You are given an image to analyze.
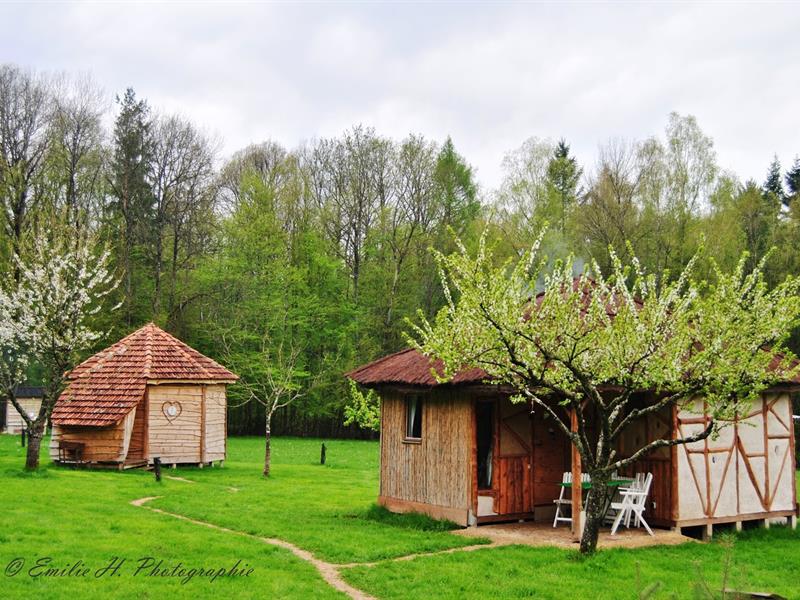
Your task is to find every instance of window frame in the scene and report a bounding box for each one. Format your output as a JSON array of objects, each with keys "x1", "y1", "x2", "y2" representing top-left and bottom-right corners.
[{"x1": 403, "y1": 394, "x2": 423, "y2": 443}]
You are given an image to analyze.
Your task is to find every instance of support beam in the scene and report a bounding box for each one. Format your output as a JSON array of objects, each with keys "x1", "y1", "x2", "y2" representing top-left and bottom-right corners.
[
  {"x1": 735, "y1": 521, "x2": 742, "y2": 533},
  {"x1": 791, "y1": 515, "x2": 797, "y2": 530},
  {"x1": 702, "y1": 523, "x2": 713, "y2": 541},
  {"x1": 570, "y1": 408, "x2": 583, "y2": 542}
]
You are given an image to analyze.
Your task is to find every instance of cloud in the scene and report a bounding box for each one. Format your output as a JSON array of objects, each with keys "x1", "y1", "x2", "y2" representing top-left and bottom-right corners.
[{"x1": 1, "y1": 2, "x2": 798, "y2": 189}]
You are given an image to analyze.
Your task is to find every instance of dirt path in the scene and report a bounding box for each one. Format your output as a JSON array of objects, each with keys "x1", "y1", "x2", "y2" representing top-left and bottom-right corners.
[{"x1": 131, "y1": 496, "x2": 374, "y2": 600}]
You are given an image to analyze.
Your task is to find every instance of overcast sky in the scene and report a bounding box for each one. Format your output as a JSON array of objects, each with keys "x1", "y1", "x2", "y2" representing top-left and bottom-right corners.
[{"x1": 2, "y1": 2, "x2": 799, "y2": 190}]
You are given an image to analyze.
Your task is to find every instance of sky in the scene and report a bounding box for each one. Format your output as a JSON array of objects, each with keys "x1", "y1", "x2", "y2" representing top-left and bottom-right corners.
[{"x1": 2, "y1": 1, "x2": 799, "y2": 191}]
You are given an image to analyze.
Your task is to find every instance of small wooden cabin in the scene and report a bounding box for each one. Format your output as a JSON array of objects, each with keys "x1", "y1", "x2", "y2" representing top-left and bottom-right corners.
[
  {"x1": 348, "y1": 349, "x2": 798, "y2": 534},
  {"x1": 50, "y1": 323, "x2": 237, "y2": 468},
  {"x1": 3, "y1": 386, "x2": 44, "y2": 433}
]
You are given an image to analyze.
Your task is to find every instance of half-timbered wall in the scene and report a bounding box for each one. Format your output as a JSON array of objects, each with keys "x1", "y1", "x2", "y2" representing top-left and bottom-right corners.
[
  {"x1": 676, "y1": 393, "x2": 796, "y2": 525},
  {"x1": 379, "y1": 389, "x2": 472, "y2": 524}
]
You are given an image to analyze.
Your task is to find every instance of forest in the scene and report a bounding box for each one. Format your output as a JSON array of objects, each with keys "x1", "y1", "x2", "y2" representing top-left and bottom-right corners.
[{"x1": 2, "y1": 62, "x2": 800, "y2": 437}]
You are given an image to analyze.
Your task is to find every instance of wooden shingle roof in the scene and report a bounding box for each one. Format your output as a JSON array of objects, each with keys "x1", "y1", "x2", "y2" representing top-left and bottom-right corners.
[{"x1": 52, "y1": 323, "x2": 237, "y2": 427}]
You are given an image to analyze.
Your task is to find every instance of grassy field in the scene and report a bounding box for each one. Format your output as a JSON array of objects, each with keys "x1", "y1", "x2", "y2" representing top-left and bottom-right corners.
[{"x1": 0, "y1": 435, "x2": 798, "y2": 599}]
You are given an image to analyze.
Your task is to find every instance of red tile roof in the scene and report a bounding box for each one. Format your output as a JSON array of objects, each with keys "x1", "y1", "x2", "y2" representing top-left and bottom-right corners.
[
  {"x1": 346, "y1": 347, "x2": 488, "y2": 387},
  {"x1": 52, "y1": 323, "x2": 237, "y2": 427}
]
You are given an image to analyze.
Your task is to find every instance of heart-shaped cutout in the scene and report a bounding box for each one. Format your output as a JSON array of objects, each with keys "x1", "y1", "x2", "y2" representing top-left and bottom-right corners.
[{"x1": 162, "y1": 401, "x2": 182, "y2": 423}]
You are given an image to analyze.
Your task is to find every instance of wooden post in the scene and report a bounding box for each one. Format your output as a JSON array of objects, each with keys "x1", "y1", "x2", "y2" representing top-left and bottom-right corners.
[
  {"x1": 320, "y1": 442, "x2": 326, "y2": 465},
  {"x1": 571, "y1": 408, "x2": 583, "y2": 542},
  {"x1": 791, "y1": 515, "x2": 797, "y2": 530},
  {"x1": 199, "y1": 385, "x2": 207, "y2": 464}
]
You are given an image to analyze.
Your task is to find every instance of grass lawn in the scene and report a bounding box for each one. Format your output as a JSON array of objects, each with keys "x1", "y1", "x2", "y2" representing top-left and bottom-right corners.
[{"x1": 0, "y1": 434, "x2": 798, "y2": 599}]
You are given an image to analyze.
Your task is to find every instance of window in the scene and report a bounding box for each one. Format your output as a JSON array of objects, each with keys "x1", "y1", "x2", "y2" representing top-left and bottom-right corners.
[{"x1": 405, "y1": 395, "x2": 423, "y2": 440}]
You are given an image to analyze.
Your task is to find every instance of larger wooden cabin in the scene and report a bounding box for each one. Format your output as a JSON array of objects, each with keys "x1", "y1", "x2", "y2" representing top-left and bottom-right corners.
[
  {"x1": 347, "y1": 348, "x2": 798, "y2": 533},
  {"x1": 50, "y1": 323, "x2": 237, "y2": 468}
]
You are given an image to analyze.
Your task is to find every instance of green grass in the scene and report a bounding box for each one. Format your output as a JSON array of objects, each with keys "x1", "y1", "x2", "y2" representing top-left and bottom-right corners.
[
  {"x1": 342, "y1": 527, "x2": 800, "y2": 599},
  {"x1": 147, "y1": 437, "x2": 480, "y2": 563},
  {"x1": 0, "y1": 434, "x2": 798, "y2": 599}
]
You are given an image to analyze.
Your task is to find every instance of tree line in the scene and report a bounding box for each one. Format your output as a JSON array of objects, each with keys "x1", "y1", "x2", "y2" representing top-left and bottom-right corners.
[{"x1": 1, "y1": 63, "x2": 798, "y2": 438}]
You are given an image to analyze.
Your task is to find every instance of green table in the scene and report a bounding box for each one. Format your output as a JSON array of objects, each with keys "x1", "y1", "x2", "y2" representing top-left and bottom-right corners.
[{"x1": 559, "y1": 479, "x2": 632, "y2": 490}]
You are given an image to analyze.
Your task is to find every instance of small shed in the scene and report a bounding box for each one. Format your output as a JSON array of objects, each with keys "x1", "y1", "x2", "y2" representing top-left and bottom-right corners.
[
  {"x1": 347, "y1": 348, "x2": 798, "y2": 534},
  {"x1": 3, "y1": 386, "x2": 45, "y2": 433},
  {"x1": 50, "y1": 323, "x2": 237, "y2": 468}
]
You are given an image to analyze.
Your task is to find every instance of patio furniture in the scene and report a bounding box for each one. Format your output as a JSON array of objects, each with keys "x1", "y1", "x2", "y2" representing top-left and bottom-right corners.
[
  {"x1": 553, "y1": 472, "x2": 592, "y2": 527},
  {"x1": 610, "y1": 472, "x2": 654, "y2": 536}
]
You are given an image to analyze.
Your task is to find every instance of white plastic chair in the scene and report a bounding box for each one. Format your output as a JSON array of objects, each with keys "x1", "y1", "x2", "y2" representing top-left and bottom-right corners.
[
  {"x1": 553, "y1": 472, "x2": 591, "y2": 527},
  {"x1": 610, "y1": 472, "x2": 654, "y2": 536},
  {"x1": 553, "y1": 472, "x2": 573, "y2": 527}
]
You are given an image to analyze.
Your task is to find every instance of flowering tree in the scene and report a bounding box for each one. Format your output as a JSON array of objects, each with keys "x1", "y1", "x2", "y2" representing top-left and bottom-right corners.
[
  {"x1": 410, "y1": 232, "x2": 800, "y2": 554},
  {"x1": 0, "y1": 230, "x2": 118, "y2": 469}
]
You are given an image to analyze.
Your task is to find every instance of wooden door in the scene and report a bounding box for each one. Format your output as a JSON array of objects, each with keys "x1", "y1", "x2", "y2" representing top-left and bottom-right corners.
[{"x1": 495, "y1": 398, "x2": 533, "y2": 514}]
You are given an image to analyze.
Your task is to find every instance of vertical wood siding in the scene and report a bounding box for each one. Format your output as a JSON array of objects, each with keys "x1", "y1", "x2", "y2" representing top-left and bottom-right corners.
[
  {"x1": 204, "y1": 385, "x2": 227, "y2": 461},
  {"x1": 380, "y1": 389, "x2": 471, "y2": 511}
]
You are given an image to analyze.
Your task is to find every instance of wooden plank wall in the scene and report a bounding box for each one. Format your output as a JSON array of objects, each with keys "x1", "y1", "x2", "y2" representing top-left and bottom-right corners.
[
  {"x1": 4, "y1": 397, "x2": 42, "y2": 433},
  {"x1": 126, "y1": 402, "x2": 147, "y2": 461},
  {"x1": 379, "y1": 388, "x2": 472, "y2": 512},
  {"x1": 531, "y1": 408, "x2": 571, "y2": 507},
  {"x1": 204, "y1": 385, "x2": 227, "y2": 462},
  {"x1": 617, "y1": 404, "x2": 673, "y2": 525},
  {"x1": 495, "y1": 398, "x2": 532, "y2": 514},
  {"x1": 48, "y1": 413, "x2": 132, "y2": 463},
  {"x1": 146, "y1": 384, "x2": 202, "y2": 464}
]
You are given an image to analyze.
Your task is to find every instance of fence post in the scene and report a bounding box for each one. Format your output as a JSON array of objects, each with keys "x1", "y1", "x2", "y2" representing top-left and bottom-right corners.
[
  {"x1": 154, "y1": 457, "x2": 162, "y2": 482},
  {"x1": 320, "y1": 442, "x2": 326, "y2": 465}
]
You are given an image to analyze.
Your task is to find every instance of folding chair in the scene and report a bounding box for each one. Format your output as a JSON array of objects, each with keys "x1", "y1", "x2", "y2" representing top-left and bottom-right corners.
[
  {"x1": 610, "y1": 472, "x2": 654, "y2": 536},
  {"x1": 553, "y1": 472, "x2": 573, "y2": 527}
]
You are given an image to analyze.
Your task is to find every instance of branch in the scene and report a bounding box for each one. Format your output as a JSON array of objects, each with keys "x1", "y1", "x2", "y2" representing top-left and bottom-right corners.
[{"x1": 606, "y1": 421, "x2": 714, "y2": 473}]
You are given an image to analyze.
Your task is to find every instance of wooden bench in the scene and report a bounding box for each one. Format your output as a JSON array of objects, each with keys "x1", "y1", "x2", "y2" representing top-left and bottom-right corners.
[{"x1": 58, "y1": 441, "x2": 86, "y2": 464}]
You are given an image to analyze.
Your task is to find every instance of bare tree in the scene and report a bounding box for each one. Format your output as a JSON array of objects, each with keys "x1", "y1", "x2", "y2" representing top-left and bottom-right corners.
[
  {"x1": 148, "y1": 114, "x2": 216, "y2": 316},
  {"x1": 382, "y1": 135, "x2": 437, "y2": 338},
  {"x1": 0, "y1": 64, "x2": 52, "y2": 276},
  {"x1": 48, "y1": 74, "x2": 106, "y2": 229},
  {"x1": 307, "y1": 126, "x2": 393, "y2": 303}
]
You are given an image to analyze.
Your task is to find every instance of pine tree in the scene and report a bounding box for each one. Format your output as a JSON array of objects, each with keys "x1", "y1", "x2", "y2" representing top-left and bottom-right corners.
[
  {"x1": 762, "y1": 155, "x2": 785, "y2": 206},
  {"x1": 107, "y1": 88, "x2": 154, "y2": 326},
  {"x1": 546, "y1": 139, "x2": 582, "y2": 233},
  {"x1": 785, "y1": 157, "x2": 800, "y2": 206}
]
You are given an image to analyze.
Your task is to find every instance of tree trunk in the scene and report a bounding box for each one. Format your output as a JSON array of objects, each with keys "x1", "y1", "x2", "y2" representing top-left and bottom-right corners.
[
  {"x1": 25, "y1": 418, "x2": 46, "y2": 470},
  {"x1": 263, "y1": 412, "x2": 272, "y2": 477},
  {"x1": 579, "y1": 469, "x2": 609, "y2": 554}
]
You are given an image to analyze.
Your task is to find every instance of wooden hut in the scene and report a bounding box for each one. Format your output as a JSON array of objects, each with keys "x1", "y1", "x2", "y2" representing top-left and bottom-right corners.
[
  {"x1": 3, "y1": 386, "x2": 44, "y2": 433},
  {"x1": 50, "y1": 323, "x2": 237, "y2": 468},
  {"x1": 347, "y1": 348, "x2": 798, "y2": 535}
]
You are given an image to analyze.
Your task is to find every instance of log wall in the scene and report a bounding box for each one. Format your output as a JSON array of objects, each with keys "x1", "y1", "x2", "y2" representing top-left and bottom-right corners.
[{"x1": 379, "y1": 388, "x2": 472, "y2": 525}]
